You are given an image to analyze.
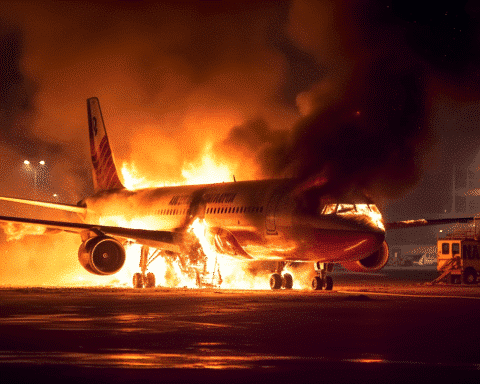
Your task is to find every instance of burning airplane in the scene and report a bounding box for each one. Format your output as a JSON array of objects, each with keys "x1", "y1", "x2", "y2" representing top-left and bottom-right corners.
[
  {"x1": 0, "y1": 98, "x2": 474, "y2": 290},
  {"x1": 0, "y1": 98, "x2": 393, "y2": 290}
]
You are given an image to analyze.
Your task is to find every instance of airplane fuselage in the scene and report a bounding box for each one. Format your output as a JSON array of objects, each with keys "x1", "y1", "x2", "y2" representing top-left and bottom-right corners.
[{"x1": 82, "y1": 178, "x2": 386, "y2": 263}]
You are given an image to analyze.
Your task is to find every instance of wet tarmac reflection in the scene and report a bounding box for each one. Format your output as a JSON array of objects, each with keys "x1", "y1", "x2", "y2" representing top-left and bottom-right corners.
[{"x1": 1, "y1": 270, "x2": 480, "y2": 382}]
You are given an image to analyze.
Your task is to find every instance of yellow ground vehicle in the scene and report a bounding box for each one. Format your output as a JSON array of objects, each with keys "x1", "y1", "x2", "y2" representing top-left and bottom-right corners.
[{"x1": 435, "y1": 236, "x2": 480, "y2": 284}]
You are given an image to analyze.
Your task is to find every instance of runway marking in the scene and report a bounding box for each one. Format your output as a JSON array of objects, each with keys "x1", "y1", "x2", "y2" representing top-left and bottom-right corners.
[{"x1": 337, "y1": 290, "x2": 480, "y2": 300}]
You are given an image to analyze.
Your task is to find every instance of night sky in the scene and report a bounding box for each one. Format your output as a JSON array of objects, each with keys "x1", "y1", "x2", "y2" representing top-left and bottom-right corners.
[{"x1": 1, "y1": 1, "x2": 480, "y2": 248}]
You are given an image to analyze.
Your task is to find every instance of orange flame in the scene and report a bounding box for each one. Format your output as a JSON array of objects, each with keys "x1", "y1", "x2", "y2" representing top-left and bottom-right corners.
[
  {"x1": 1, "y1": 222, "x2": 47, "y2": 241},
  {"x1": 121, "y1": 143, "x2": 236, "y2": 190}
]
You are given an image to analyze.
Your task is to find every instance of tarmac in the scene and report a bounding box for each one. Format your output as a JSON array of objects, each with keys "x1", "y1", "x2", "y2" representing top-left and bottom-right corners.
[{"x1": 1, "y1": 268, "x2": 480, "y2": 383}]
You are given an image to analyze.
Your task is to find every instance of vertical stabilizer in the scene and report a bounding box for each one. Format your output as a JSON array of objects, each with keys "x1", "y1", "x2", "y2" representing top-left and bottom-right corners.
[{"x1": 87, "y1": 97, "x2": 124, "y2": 192}]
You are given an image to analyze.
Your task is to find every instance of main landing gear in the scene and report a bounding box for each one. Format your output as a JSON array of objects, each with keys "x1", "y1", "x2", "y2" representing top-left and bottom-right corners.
[
  {"x1": 133, "y1": 246, "x2": 162, "y2": 288},
  {"x1": 269, "y1": 262, "x2": 334, "y2": 290},
  {"x1": 312, "y1": 262, "x2": 334, "y2": 290},
  {"x1": 269, "y1": 262, "x2": 293, "y2": 290}
]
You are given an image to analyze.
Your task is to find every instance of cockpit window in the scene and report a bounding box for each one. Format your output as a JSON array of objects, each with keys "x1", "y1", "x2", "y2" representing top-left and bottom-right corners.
[
  {"x1": 337, "y1": 204, "x2": 355, "y2": 214},
  {"x1": 322, "y1": 204, "x2": 337, "y2": 215},
  {"x1": 321, "y1": 203, "x2": 381, "y2": 216}
]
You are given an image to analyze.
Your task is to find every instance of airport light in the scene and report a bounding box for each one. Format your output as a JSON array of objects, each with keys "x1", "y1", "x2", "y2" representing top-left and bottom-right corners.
[{"x1": 22, "y1": 160, "x2": 47, "y2": 198}]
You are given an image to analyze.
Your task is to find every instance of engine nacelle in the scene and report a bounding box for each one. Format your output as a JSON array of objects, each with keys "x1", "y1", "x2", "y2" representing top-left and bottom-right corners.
[
  {"x1": 340, "y1": 241, "x2": 389, "y2": 273},
  {"x1": 78, "y1": 236, "x2": 126, "y2": 275}
]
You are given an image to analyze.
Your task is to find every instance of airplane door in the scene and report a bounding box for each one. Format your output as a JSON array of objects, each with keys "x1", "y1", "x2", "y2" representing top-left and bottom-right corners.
[{"x1": 266, "y1": 188, "x2": 282, "y2": 235}]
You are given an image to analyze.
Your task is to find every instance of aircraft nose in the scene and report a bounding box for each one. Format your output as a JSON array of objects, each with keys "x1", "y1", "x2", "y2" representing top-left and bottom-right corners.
[
  {"x1": 296, "y1": 212, "x2": 385, "y2": 234},
  {"x1": 291, "y1": 213, "x2": 386, "y2": 261}
]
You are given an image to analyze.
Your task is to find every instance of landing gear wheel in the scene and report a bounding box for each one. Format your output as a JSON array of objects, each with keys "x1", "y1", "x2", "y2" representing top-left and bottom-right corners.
[
  {"x1": 133, "y1": 272, "x2": 144, "y2": 288},
  {"x1": 282, "y1": 273, "x2": 293, "y2": 289},
  {"x1": 312, "y1": 276, "x2": 323, "y2": 290},
  {"x1": 325, "y1": 276, "x2": 333, "y2": 290},
  {"x1": 463, "y1": 269, "x2": 477, "y2": 285},
  {"x1": 145, "y1": 272, "x2": 156, "y2": 288},
  {"x1": 270, "y1": 273, "x2": 282, "y2": 290}
]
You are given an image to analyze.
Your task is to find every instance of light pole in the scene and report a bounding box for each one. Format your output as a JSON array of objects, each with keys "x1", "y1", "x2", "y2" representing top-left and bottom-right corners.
[{"x1": 23, "y1": 160, "x2": 46, "y2": 198}]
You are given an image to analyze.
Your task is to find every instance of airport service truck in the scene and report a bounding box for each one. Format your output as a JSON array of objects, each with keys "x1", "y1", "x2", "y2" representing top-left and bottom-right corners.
[{"x1": 435, "y1": 235, "x2": 480, "y2": 285}]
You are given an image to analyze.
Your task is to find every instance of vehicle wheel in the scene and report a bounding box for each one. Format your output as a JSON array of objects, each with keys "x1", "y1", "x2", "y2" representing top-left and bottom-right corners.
[
  {"x1": 282, "y1": 273, "x2": 293, "y2": 289},
  {"x1": 325, "y1": 276, "x2": 333, "y2": 290},
  {"x1": 463, "y1": 269, "x2": 477, "y2": 285},
  {"x1": 312, "y1": 276, "x2": 323, "y2": 290},
  {"x1": 145, "y1": 272, "x2": 156, "y2": 288},
  {"x1": 133, "y1": 272, "x2": 144, "y2": 288},
  {"x1": 449, "y1": 274, "x2": 460, "y2": 284},
  {"x1": 270, "y1": 273, "x2": 282, "y2": 290}
]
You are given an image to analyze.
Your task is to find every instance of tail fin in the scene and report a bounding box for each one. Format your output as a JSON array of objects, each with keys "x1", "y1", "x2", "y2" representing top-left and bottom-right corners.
[{"x1": 87, "y1": 97, "x2": 124, "y2": 192}]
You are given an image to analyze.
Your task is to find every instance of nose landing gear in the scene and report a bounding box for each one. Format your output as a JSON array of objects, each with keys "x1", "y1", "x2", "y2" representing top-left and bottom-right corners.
[{"x1": 312, "y1": 262, "x2": 334, "y2": 290}]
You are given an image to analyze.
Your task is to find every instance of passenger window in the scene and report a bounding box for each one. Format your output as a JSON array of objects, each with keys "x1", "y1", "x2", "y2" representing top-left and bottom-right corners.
[
  {"x1": 442, "y1": 243, "x2": 450, "y2": 254},
  {"x1": 452, "y1": 243, "x2": 460, "y2": 255}
]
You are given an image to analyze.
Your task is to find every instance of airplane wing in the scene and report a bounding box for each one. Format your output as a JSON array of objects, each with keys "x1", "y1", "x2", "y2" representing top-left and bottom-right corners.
[
  {"x1": 0, "y1": 214, "x2": 183, "y2": 253},
  {"x1": 385, "y1": 217, "x2": 475, "y2": 230},
  {"x1": 0, "y1": 196, "x2": 87, "y2": 214}
]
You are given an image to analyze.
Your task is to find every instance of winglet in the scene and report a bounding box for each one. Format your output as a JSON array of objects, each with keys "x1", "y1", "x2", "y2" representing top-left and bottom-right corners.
[{"x1": 87, "y1": 97, "x2": 124, "y2": 192}]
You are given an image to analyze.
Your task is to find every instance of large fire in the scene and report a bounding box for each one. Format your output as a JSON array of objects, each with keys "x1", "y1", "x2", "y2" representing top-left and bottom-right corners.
[
  {"x1": 106, "y1": 146, "x2": 302, "y2": 290},
  {"x1": 121, "y1": 143, "x2": 238, "y2": 190}
]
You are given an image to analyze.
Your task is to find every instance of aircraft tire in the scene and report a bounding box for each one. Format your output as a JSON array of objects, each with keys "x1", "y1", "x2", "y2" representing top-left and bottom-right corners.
[
  {"x1": 145, "y1": 272, "x2": 156, "y2": 288},
  {"x1": 270, "y1": 273, "x2": 282, "y2": 290},
  {"x1": 282, "y1": 273, "x2": 293, "y2": 289},
  {"x1": 325, "y1": 276, "x2": 333, "y2": 290},
  {"x1": 463, "y1": 268, "x2": 477, "y2": 285},
  {"x1": 312, "y1": 276, "x2": 323, "y2": 290},
  {"x1": 133, "y1": 273, "x2": 144, "y2": 289}
]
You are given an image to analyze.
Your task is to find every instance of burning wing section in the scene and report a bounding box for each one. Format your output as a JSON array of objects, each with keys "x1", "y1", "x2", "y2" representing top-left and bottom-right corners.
[{"x1": 0, "y1": 214, "x2": 184, "y2": 275}]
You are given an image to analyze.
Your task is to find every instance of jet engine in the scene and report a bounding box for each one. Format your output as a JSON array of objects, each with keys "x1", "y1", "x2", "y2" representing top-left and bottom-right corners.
[
  {"x1": 340, "y1": 241, "x2": 389, "y2": 272},
  {"x1": 78, "y1": 236, "x2": 126, "y2": 275}
]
